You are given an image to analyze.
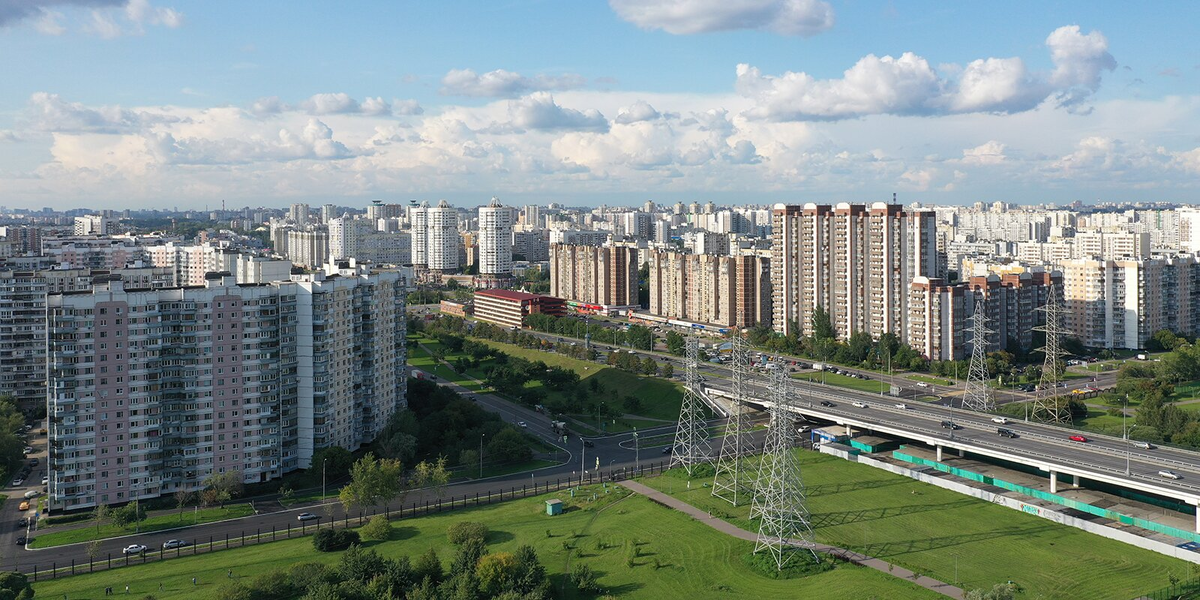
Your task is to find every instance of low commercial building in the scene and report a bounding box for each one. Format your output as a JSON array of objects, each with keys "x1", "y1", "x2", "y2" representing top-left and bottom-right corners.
[
  {"x1": 473, "y1": 289, "x2": 565, "y2": 329},
  {"x1": 440, "y1": 299, "x2": 472, "y2": 317}
]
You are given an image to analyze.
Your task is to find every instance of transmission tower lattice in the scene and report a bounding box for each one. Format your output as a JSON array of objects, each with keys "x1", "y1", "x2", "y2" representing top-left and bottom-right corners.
[
  {"x1": 671, "y1": 336, "x2": 711, "y2": 475},
  {"x1": 961, "y1": 296, "x2": 996, "y2": 413},
  {"x1": 752, "y1": 364, "x2": 818, "y2": 570},
  {"x1": 1032, "y1": 286, "x2": 1070, "y2": 423},
  {"x1": 712, "y1": 335, "x2": 756, "y2": 506}
]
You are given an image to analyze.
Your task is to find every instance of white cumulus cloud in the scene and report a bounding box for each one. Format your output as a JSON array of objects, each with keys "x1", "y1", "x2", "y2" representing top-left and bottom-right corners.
[
  {"x1": 301, "y1": 93, "x2": 361, "y2": 115},
  {"x1": 958, "y1": 141, "x2": 1008, "y2": 165},
  {"x1": 507, "y1": 93, "x2": 608, "y2": 132},
  {"x1": 609, "y1": 0, "x2": 833, "y2": 36},
  {"x1": 737, "y1": 25, "x2": 1116, "y2": 121},
  {"x1": 440, "y1": 69, "x2": 587, "y2": 98}
]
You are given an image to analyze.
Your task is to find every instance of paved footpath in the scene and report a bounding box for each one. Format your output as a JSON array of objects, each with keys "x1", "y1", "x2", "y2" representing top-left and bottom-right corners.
[{"x1": 622, "y1": 480, "x2": 964, "y2": 599}]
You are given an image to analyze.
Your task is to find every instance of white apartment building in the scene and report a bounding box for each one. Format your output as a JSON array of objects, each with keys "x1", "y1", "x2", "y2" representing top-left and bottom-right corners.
[
  {"x1": 46, "y1": 267, "x2": 407, "y2": 511},
  {"x1": 287, "y1": 229, "x2": 330, "y2": 269},
  {"x1": 1061, "y1": 254, "x2": 1200, "y2": 349},
  {"x1": 328, "y1": 215, "x2": 358, "y2": 260},
  {"x1": 73, "y1": 215, "x2": 110, "y2": 236},
  {"x1": 477, "y1": 197, "x2": 515, "y2": 280},
  {"x1": 425, "y1": 200, "x2": 459, "y2": 272}
]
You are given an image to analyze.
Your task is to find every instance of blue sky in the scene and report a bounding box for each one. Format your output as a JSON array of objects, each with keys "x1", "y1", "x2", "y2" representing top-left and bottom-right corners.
[{"x1": 1, "y1": 0, "x2": 1198, "y2": 210}]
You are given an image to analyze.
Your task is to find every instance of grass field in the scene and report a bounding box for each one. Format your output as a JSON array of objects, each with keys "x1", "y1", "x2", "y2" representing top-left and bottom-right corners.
[
  {"x1": 793, "y1": 371, "x2": 891, "y2": 394},
  {"x1": 33, "y1": 485, "x2": 940, "y2": 600},
  {"x1": 31, "y1": 504, "x2": 256, "y2": 548},
  {"x1": 642, "y1": 451, "x2": 1191, "y2": 599},
  {"x1": 906, "y1": 374, "x2": 956, "y2": 386},
  {"x1": 1170, "y1": 381, "x2": 1200, "y2": 403}
]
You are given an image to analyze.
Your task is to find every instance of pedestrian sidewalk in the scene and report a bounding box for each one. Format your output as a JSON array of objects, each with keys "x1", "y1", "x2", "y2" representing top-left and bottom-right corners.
[{"x1": 621, "y1": 480, "x2": 964, "y2": 599}]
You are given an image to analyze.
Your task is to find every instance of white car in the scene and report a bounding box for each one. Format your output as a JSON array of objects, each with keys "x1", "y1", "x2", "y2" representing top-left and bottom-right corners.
[
  {"x1": 852, "y1": 402, "x2": 867, "y2": 408},
  {"x1": 297, "y1": 512, "x2": 319, "y2": 521},
  {"x1": 894, "y1": 403, "x2": 908, "y2": 410},
  {"x1": 991, "y1": 417, "x2": 1009, "y2": 424},
  {"x1": 122, "y1": 544, "x2": 148, "y2": 555},
  {"x1": 1132, "y1": 441, "x2": 1154, "y2": 450},
  {"x1": 40, "y1": 477, "x2": 48, "y2": 485},
  {"x1": 517, "y1": 421, "x2": 528, "y2": 428},
  {"x1": 916, "y1": 382, "x2": 929, "y2": 388},
  {"x1": 11, "y1": 479, "x2": 23, "y2": 487},
  {"x1": 162, "y1": 539, "x2": 189, "y2": 550},
  {"x1": 1159, "y1": 470, "x2": 1182, "y2": 480},
  {"x1": 21, "y1": 447, "x2": 32, "y2": 455}
]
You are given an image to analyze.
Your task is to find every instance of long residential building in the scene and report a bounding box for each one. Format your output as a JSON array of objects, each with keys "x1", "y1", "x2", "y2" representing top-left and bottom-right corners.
[
  {"x1": 771, "y1": 202, "x2": 937, "y2": 340},
  {"x1": 1060, "y1": 254, "x2": 1200, "y2": 350},
  {"x1": 645, "y1": 248, "x2": 771, "y2": 330},
  {"x1": 549, "y1": 243, "x2": 639, "y2": 309},
  {"x1": 46, "y1": 265, "x2": 408, "y2": 511}
]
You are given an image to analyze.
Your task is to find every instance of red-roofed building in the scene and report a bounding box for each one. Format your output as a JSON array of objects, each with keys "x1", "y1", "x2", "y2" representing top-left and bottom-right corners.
[{"x1": 474, "y1": 289, "x2": 566, "y2": 329}]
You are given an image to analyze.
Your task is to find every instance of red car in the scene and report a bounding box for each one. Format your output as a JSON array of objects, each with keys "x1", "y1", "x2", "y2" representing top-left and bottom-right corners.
[{"x1": 1069, "y1": 435, "x2": 1089, "y2": 443}]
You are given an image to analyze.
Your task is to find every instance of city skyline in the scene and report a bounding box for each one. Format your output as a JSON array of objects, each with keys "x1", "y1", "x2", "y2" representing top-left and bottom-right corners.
[{"x1": 1, "y1": 1, "x2": 1198, "y2": 209}]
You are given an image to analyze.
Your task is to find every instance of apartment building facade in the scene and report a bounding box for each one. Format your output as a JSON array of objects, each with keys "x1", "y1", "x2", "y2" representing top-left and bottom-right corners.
[
  {"x1": 549, "y1": 243, "x2": 639, "y2": 309},
  {"x1": 46, "y1": 268, "x2": 407, "y2": 511},
  {"x1": 1061, "y1": 255, "x2": 1200, "y2": 349},
  {"x1": 771, "y1": 202, "x2": 937, "y2": 340},
  {"x1": 645, "y1": 248, "x2": 771, "y2": 330}
]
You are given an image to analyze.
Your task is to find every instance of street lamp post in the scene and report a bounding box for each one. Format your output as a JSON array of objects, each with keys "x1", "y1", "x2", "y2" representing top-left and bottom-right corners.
[
  {"x1": 322, "y1": 459, "x2": 327, "y2": 502},
  {"x1": 633, "y1": 428, "x2": 640, "y2": 476},
  {"x1": 479, "y1": 434, "x2": 485, "y2": 479}
]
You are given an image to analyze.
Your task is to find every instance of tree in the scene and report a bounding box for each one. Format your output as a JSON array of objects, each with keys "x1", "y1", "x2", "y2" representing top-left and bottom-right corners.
[
  {"x1": 414, "y1": 456, "x2": 451, "y2": 501},
  {"x1": 665, "y1": 331, "x2": 685, "y2": 355},
  {"x1": 337, "y1": 545, "x2": 389, "y2": 583},
  {"x1": 174, "y1": 490, "x2": 194, "y2": 520},
  {"x1": 661, "y1": 363, "x2": 674, "y2": 378},
  {"x1": 641, "y1": 356, "x2": 658, "y2": 375},
  {"x1": 811, "y1": 304, "x2": 835, "y2": 342},
  {"x1": 108, "y1": 502, "x2": 146, "y2": 529},
  {"x1": 203, "y1": 470, "x2": 245, "y2": 508},
  {"x1": 91, "y1": 504, "x2": 110, "y2": 535},
  {"x1": 511, "y1": 545, "x2": 549, "y2": 596},
  {"x1": 339, "y1": 453, "x2": 404, "y2": 513},
  {"x1": 447, "y1": 521, "x2": 489, "y2": 545},
  {"x1": 450, "y1": 536, "x2": 488, "y2": 577},
  {"x1": 476, "y1": 552, "x2": 519, "y2": 597},
  {"x1": 86, "y1": 539, "x2": 102, "y2": 567},
  {"x1": 311, "y1": 446, "x2": 354, "y2": 482},
  {"x1": 486, "y1": 428, "x2": 533, "y2": 464},
  {"x1": 414, "y1": 548, "x2": 444, "y2": 585},
  {"x1": 570, "y1": 563, "x2": 599, "y2": 594}
]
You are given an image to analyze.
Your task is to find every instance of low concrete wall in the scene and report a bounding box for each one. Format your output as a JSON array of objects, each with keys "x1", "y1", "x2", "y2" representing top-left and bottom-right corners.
[{"x1": 817, "y1": 444, "x2": 1200, "y2": 565}]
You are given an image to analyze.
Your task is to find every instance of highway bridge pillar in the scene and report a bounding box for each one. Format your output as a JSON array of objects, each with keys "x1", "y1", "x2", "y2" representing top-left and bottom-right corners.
[
  {"x1": 1072, "y1": 474, "x2": 1079, "y2": 487},
  {"x1": 936, "y1": 445, "x2": 943, "y2": 462},
  {"x1": 1049, "y1": 470, "x2": 1058, "y2": 494}
]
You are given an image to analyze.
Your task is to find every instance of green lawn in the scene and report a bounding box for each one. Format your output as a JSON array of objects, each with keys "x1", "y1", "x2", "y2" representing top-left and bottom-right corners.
[
  {"x1": 1073, "y1": 409, "x2": 1127, "y2": 437},
  {"x1": 906, "y1": 374, "x2": 956, "y2": 386},
  {"x1": 642, "y1": 451, "x2": 1191, "y2": 599},
  {"x1": 793, "y1": 371, "x2": 890, "y2": 394},
  {"x1": 474, "y1": 339, "x2": 686, "y2": 423},
  {"x1": 33, "y1": 485, "x2": 939, "y2": 600},
  {"x1": 1170, "y1": 380, "x2": 1200, "y2": 403},
  {"x1": 407, "y1": 340, "x2": 490, "y2": 392},
  {"x1": 31, "y1": 504, "x2": 256, "y2": 549}
]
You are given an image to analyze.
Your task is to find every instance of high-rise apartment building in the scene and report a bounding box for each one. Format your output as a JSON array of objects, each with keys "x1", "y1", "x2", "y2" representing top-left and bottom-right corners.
[
  {"x1": 645, "y1": 249, "x2": 771, "y2": 329},
  {"x1": 410, "y1": 202, "x2": 428, "y2": 267},
  {"x1": 288, "y1": 203, "x2": 311, "y2": 226},
  {"x1": 771, "y1": 202, "x2": 936, "y2": 340},
  {"x1": 476, "y1": 198, "x2": 515, "y2": 287},
  {"x1": 512, "y1": 231, "x2": 549, "y2": 262},
  {"x1": 328, "y1": 215, "x2": 358, "y2": 260},
  {"x1": 286, "y1": 230, "x2": 330, "y2": 268},
  {"x1": 73, "y1": 215, "x2": 110, "y2": 236},
  {"x1": 320, "y1": 204, "x2": 337, "y2": 224},
  {"x1": 549, "y1": 243, "x2": 639, "y2": 309},
  {"x1": 46, "y1": 266, "x2": 407, "y2": 511},
  {"x1": 1061, "y1": 255, "x2": 1200, "y2": 349},
  {"x1": 425, "y1": 200, "x2": 460, "y2": 272}
]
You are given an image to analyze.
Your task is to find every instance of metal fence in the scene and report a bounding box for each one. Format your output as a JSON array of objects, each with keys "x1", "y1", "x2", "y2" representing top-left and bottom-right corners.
[
  {"x1": 1137, "y1": 574, "x2": 1200, "y2": 600},
  {"x1": 22, "y1": 460, "x2": 672, "y2": 582}
]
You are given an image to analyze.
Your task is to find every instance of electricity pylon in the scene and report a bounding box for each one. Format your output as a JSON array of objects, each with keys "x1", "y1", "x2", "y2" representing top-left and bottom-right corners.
[
  {"x1": 712, "y1": 334, "x2": 755, "y2": 506},
  {"x1": 961, "y1": 295, "x2": 996, "y2": 413},
  {"x1": 1032, "y1": 285, "x2": 1070, "y2": 423},
  {"x1": 752, "y1": 363, "x2": 818, "y2": 570},
  {"x1": 671, "y1": 336, "x2": 711, "y2": 475}
]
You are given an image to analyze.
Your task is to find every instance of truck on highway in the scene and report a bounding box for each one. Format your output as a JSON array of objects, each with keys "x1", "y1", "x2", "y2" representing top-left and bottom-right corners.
[{"x1": 812, "y1": 363, "x2": 826, "y2": 371}]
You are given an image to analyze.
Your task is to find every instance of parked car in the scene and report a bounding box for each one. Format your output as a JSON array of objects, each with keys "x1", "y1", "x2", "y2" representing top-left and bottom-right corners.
[
  {"x1": 17, "y1": 501, "x2": 29, "y2": 511},
  {"x1": 23, "y1": 490, "x2": 38, "y2": 499},
  {"x1": 21, "y1": 447, "x2": 32, "y2": 455},
  {"x1": 162, "y1": 539, "x2": 190, "y2": 550},
  {"x1": 582, "y1": 440, "x2": 594, "y2": 448},
  {"x1": 40, "y1": 477, "x2": 47, "y2": 485},
  {"x1": 122, "y1": 544, "x2": 148, "y2": 555},
  {"x1": 11, "y1": 479, "x2": 23, "y2": 487},
  {"x1": 997, "y1": 428, "x2": 1017, "y2": 438},
  {"x1": 297, "y1": 512, "x2": 319, "y2": 521},
  {"x1": 1069, "y1": 435, "x2": 1089, "y2": 443},
  {"x1": 992, "y1": 417, "x2": 1009, "y2": 424},
  {"x1": 1159, "y1": 470, "x2": 1182, "y2": 480}
]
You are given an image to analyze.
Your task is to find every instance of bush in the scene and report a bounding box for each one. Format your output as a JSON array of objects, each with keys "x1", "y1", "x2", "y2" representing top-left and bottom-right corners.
[
  {"x1": 312, "y1": 528, "x2": 360, "y2": 552},
  {"x1": 447, "y1": 521, "x2": 488, "y2": 545},
  {"x1": 361, "y1": 514, "x2": 392, "y2": 541}
]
